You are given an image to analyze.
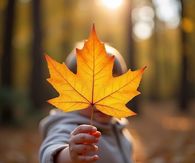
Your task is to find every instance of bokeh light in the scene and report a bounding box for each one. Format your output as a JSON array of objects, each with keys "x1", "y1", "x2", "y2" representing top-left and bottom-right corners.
[
  {"x1": 132, "y1": 6, "x2": 154, "y2": 40},
  {"x1": 133, "y1": 22, "x2": 153, "y2": 40},
  {"x1": 153, "y1": 0, "x2": 181, "y2": 28},
  {"x1": 101, "y1": 0, "x2": 123, "y2": 9}
]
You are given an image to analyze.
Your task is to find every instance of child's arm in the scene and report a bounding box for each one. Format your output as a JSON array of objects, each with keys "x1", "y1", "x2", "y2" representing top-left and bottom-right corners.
[{"x1": 55, "y1": 125, "x2": 101, "y2": 163}]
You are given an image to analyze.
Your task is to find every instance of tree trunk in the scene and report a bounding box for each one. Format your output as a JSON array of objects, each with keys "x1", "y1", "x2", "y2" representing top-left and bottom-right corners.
[
  {"x1": 179, "y1": 0, "x2": 189, "y2": 111},
  {"x1": 125, "y1": 0, "x2": 140, "y2": 113},
  {"x1": 0, "y1": 0, "x2": 16, "y2": 124},
  {"x1": 30, "y1": 0, "x2": 44, "y2": 109}
]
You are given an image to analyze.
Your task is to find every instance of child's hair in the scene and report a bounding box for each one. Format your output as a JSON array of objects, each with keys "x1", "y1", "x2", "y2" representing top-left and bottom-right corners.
[{"x1": 65, "y1": 42, "x2": 127, "y2": 76}]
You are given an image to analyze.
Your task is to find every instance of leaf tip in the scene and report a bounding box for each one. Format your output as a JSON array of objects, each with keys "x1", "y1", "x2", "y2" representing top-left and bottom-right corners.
[
  {"x1": 45, "y1": 54, "x2": 52, "y2": 62},
  {"x1": 92, "y1": 23, "x2": 96, "y2": 33},
  {"x1": 90, "y1": 24, "x2": 98, "y2": 40},
  {"x1": 137, "y1": 91, "x2": 141, "y2": 96},
  {"x1": 46, "y1": 78, "x2": 51, "y2": 83},
  {"x1": 142, "y1": 66, "x2": 147, "y2": 72},
  {"x1": 128, "y1": 110, "x2": 137, "y2": 117},
  {"x1": 76, "y1": 48, "x2": 81, "y2": 54},
  {"x1": 131, "y1": 112, "x2": 137, "y2": 116},
  {"x1": 47, "y1": 99, "x2": 51, "y2": 104}
]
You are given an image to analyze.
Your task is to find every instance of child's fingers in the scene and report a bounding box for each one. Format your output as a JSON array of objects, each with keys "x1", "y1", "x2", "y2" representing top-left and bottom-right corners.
[
  {"x1": 72, "y1": 144, "x2": 98, "y2": 154},
  {"x1": 71, "y1": 133, "x2": 99, "y2": 144},
  {"x1": 71, "y1": 125, "x2": 97, "y2": 135},
  {"x1": 91, "y1": 131, "x2": 101, "y2": 138},
  {"x1": 77, "y1": 155, "x2": 99, "y2": 162}
]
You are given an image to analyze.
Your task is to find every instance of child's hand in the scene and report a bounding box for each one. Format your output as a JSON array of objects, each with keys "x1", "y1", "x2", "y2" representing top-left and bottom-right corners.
[{"x1": 69, "y1": 124, "x2": 101, "y2": 162}]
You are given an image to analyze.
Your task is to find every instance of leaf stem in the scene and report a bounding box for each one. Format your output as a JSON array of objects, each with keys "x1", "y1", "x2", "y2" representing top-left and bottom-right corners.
[{"x1": 90, "y1": 105, "x2": 94, "y2": 125}]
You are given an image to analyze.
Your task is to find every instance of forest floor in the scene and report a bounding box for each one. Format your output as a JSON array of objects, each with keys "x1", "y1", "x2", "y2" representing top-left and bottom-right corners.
[
  {"x1": 129, "y1": 101, "x2": 195, "y2": 163},
  {"x1": 0, "y1": 101, "x2": 194, "y2": 163}
]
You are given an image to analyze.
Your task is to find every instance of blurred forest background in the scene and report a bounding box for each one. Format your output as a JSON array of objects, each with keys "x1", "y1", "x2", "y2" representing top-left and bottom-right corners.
[{"x1": 0, "y1": 0, "x2": 195, "y2": 162}]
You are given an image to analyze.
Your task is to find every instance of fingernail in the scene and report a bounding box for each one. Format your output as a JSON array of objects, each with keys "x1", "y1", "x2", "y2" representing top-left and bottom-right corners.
[
  {"x1": 96, "y1": 131, "x2": 101, "y2": 136},
  {"x1": 93, "y1": 155, "x2": 99, "y2": 160},
  {"x1": 92, "y1": 126, "x2": 97, "y2": 131}
]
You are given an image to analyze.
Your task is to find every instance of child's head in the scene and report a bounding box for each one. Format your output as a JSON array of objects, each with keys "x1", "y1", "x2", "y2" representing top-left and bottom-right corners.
[{"x1": 66, "y1": 42, "x2": 127, "y2": 124}]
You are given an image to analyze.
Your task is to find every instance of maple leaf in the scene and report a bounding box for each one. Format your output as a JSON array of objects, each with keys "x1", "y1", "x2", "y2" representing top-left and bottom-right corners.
[{"x1": 45, "y1": 25, "x2": 146, "y2": 118}]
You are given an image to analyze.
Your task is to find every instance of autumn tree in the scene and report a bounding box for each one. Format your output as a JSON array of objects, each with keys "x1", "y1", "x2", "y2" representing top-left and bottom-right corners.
[
  {"x1": 0, "y1": 0, "x2": 16, "y2": 124},
  {"x1": 179, "y1": 0, "x2": 189, "y2": 111},
  {"x1": 30, "y1": 0, "x2": 45, "y2": 109},
  {"x1": 124, "y1": 0, "x2": 140, "y2": 113}
]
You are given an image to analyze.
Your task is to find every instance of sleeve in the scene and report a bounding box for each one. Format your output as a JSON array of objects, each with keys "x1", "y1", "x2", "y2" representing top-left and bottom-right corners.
[
  {"x1": 122, "y1": 128, "x2": 134, "y2": 162},
  {"x1": 118, "y1": 118, "x2": 134, "y2": 163},
  {"x1": 39, "y1": 112, "x2": 75, "y2": 163}
]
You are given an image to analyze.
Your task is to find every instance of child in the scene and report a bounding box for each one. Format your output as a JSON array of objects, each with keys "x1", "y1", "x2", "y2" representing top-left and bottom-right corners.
[{"x1": 39, "y1": 43, "x2": 134, "y2": 163}]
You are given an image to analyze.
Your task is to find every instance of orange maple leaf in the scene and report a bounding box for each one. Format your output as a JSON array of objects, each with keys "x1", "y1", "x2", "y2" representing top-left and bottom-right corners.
[{"x1": 45, "y1": 26, "x2": 146, "y2": 118}]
